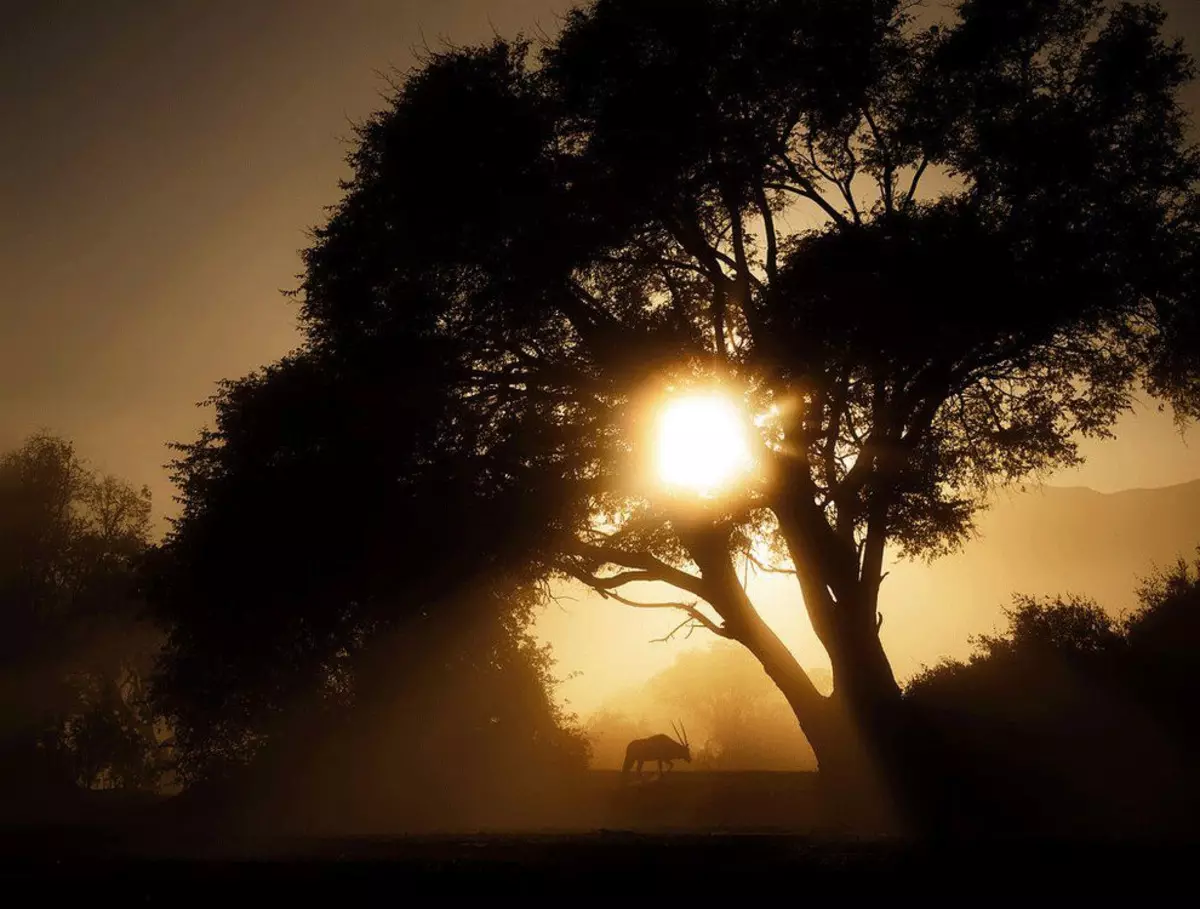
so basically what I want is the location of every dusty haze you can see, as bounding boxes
[4,0,1200,735]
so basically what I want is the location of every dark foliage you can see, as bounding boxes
[155,0,1200,834]
[0,433,165,809]
[147,335,591,818]
[906,549,1200,835]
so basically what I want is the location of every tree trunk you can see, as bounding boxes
[679,524,909,834]
[679,517,965,836]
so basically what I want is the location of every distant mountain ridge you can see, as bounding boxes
[541,478,1200,714]
[880,478,1200,678]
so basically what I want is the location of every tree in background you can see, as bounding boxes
[648,643,831,771]
[282,0,1200,829]
[586,642,831,771]
[584,709,655,770]
[0,433,166,806]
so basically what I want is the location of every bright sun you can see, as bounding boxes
[654,393,755,497]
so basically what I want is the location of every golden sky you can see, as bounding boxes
[4,1,1200,718]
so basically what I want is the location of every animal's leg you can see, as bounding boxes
[665,760,674,773]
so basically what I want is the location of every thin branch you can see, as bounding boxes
[751,180,779,285]
[862,105,896,214]
[768,149,851,227]
[837,128,862,224]
[598,590,730,639]
[651,617,712,643]
[601,590,697,610]
[803,136,842,186]
[904,158,930,208]
[746,550,797,576]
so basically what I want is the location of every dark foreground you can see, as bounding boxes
[3,829,1198,898]
[3,770,1198,897]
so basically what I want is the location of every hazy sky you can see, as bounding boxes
[1,0,571,520]
[4,1,1200,717]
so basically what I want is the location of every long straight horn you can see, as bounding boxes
[680,722,689,746]
[671,721,683,744]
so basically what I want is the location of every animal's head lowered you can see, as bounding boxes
[672,721,691,762]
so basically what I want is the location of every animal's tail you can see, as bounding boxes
[621,745,634,775]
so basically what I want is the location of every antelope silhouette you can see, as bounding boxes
[622,721,691,780]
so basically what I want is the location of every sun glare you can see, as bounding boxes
[654,393,754,498]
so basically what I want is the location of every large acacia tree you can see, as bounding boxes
[248,0,1198,825]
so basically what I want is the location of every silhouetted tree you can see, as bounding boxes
[1122,549,1200,757]
[147,346,591,822]
[272,0,1200,828]
[0,433,164,808]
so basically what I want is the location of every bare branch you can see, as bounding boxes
[904,158,929,208]
[746,550,797,576]
[598,590,730,639]
[751,180,779,285]
[651,617,713,643]
[862,105,896,214]
[768,148,851,227]
[838,128,862,224]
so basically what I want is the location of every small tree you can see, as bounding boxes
[0,433,164,798]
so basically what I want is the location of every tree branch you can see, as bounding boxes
[752,180,780,285]
[746,550,797,576]
[563,540,712,602]
[769,148,851,227]
[862,105,896,214]
[596,590,729,639]
[904,158,929,208]
[651,616,722,643]
[838,128,862,224]
[575,569,660,590]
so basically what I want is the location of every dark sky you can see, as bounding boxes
[3,0,1200,533]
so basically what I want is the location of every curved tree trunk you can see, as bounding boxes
[677,522,914,835]
[676,519,953,837]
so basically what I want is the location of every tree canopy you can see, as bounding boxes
[158,0,1200,811]
[147,347,590,784]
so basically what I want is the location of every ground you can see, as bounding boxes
[2,771,1197,896]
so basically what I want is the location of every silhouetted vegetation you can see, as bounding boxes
[906,549,1200,834]
[0,433,167,820]
[7,0,1200,847]
[143,348,591,833]
[220,0,1200,832]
